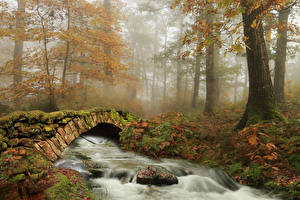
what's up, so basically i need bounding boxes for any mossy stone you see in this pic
[74,152,91,160]
[11,174,26,183]
[44,126,54,132]
[1,142,7,151]
[59,118,72,124]
[29,171,45,181]
[27,110,47,124]
[8,138,19,147]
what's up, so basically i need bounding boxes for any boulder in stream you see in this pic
[136,165,178,186]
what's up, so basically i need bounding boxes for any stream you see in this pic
[54,135,280,200]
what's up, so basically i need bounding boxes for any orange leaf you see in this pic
[272,166,279,171]
[248,134,258,146]
[266,143,277,151]
[141,122,148,128]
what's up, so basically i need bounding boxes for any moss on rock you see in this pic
[0,147,52,184]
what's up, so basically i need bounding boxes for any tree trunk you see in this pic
[274,8,290,103]
[151,25,159,108]
[176,17,184,104]
[214,46,220,106]
[13,0,25,88]
[234,75,238,104]
[163,27,168,102]
[243,66,248,100]
[204,41,217,113]
[204,14,218,114]
[236,1,283,129]
[62,1,71,85]
[37,1,57,112]
[103,0,112,77]
[192,52,201,107]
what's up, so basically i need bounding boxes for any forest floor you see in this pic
[120,96,300,200]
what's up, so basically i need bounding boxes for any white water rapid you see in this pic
[54,136,280,200]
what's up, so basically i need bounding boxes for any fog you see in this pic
[0,0,299,117]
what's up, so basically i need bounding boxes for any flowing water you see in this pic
[54,136,280,200]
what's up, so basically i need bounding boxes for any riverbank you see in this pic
[120,99,300,200]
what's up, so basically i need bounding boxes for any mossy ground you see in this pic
[43,168,94,200]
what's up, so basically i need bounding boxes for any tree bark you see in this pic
[163,28,168,102]
[274,8,290,103]
[204,14,218,114]
[176,17,184,104]
[62,0,71,85]
[103,0,113,77]
[13,0,25,88]
[192,52,201,107]
[37,0,57,112]
[236,1,283,129]
[204,41,217,113]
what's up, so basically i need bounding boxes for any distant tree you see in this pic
[13,0,25,88]
[274,6,291,103]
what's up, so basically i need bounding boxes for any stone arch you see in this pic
[0,109,140,162]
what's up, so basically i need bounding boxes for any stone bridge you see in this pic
[0,108,140,161]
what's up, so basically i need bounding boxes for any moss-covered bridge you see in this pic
[0,109,139,161]
[0,109,141,199]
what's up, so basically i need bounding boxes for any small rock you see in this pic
[88,169,104,178]
[136,165,178,186]
[82,160,105,169]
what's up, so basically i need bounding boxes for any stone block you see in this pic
[46,140,61,157]
[36,141,57,161]
[63,124,75,145]
[68,121,80,137]
[54,133,67,149]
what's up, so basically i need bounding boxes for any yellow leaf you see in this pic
[251,20,257,28]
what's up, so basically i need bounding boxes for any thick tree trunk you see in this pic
[192,52,201,107]
[13,0,25,88]
[274,8,290,103]
[237,1,283,129]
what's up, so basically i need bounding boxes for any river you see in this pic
[54,135,280,200]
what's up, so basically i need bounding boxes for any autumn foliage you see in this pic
[0,0,130,112]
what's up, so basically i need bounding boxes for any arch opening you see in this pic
[81,123,122,144]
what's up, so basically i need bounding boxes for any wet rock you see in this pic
[136,165,178,186]
[74,152,91,160]
[82,160,105,169]
[88,169,104,178]
[110,168,135,183]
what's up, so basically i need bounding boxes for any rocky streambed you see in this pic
[54,135,280,200]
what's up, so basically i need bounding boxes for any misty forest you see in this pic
[0,0,300,200]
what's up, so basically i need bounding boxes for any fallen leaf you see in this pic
[248,134,258,146]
